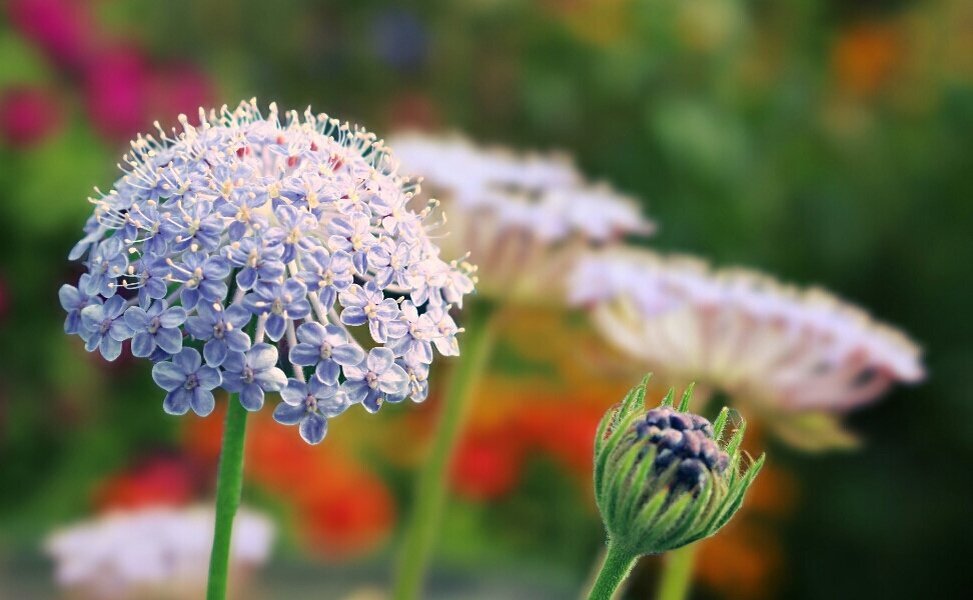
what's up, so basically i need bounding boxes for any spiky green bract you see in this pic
[593,375,765,557]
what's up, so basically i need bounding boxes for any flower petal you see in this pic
[163,389,191,415]
[249,343,279,371]
[173,347,202,373]
[190,388,216,417]
[239,384,265,411]
[367,347,395,373]
[299,413,328,445]
[155,327,184,354]
[273,401,305,425]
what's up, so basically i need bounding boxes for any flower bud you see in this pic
[593,375,764,556]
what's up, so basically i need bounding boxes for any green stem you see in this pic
[207,396,249,600]
[391,301,498,600]
[656,544,698,600]
[587,541,639,600]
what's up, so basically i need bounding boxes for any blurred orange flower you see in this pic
[542,0,634,46]
[450,426,525,500]
[94,454,195,512]
[183,401,395,560]
[832,21,905,97]
[694,462,796,599]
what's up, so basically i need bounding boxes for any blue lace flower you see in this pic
[387,300,435,364]
[80,295,132,360]
[61,100,474,443]
[297,248,353,312]
[368,240,416,288]
[152,348,222,416]
[288,322,365,385]
[59,274,102,335]
[342,347,409,413]
[327,212,375,274]
[223,235,285,290]
[242,278,311,342]
[124,300,187,357]
[398,357,430,403]
[184,302,251,366]
[339,281,406,343]
[85,237,128,297]
[173,251,231,310]
[274,378,349,444]
[221,344,287,411]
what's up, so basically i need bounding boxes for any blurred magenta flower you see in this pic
[0,86,61,147]
[149,64,214,128]
[82,48,214,142]
[7,0,96,71]
[82,45,151,141]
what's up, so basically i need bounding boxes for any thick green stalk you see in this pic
[207,396,249,600]
[655,544,698,600]
[587,541,639,600]
[391,301,497,600]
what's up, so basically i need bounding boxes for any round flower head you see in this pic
[572,249,924,449]
[389,132,655,304]
[594,376,763,557]
[61,100,474,443]
[45,505,274,599]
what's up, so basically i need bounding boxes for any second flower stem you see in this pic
[391,301,498,600]
[656,543,698,600]
[207,396,249,600]
[587,541,638,600]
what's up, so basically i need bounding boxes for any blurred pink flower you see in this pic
[148,64,214,129]
[82,48,214,141]
[0,86,61,147]
[82,45,151,141]
[572,249,925,449]
[7,0,96,71]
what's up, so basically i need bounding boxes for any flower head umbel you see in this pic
[572,249,925,450]
[61,100,474,443]
[45,505,274,599]
[390,133,655,304]
[594,376,764,557]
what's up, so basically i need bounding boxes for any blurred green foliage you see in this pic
[1,0,970,597]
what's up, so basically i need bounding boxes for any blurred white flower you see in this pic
[572,249,924,448]
[45,505,274,599]
[390,133,654,304]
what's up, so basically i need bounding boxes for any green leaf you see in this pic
[660,387,675,407]
[712,407,730,441]
[725,418,748,457]
[619,445,657,528]
[605,438,644,528]
[677,383,695,412]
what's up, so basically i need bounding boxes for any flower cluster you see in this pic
[61,100,474,443]
[634,406,729,493]
[45,505,274,598]
[389,132,655,303]
[571,249,924,421]
[594,377,763,556]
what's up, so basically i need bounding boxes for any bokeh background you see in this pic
[1,0,970,598]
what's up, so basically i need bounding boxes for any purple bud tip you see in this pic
[634,407,730,492]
